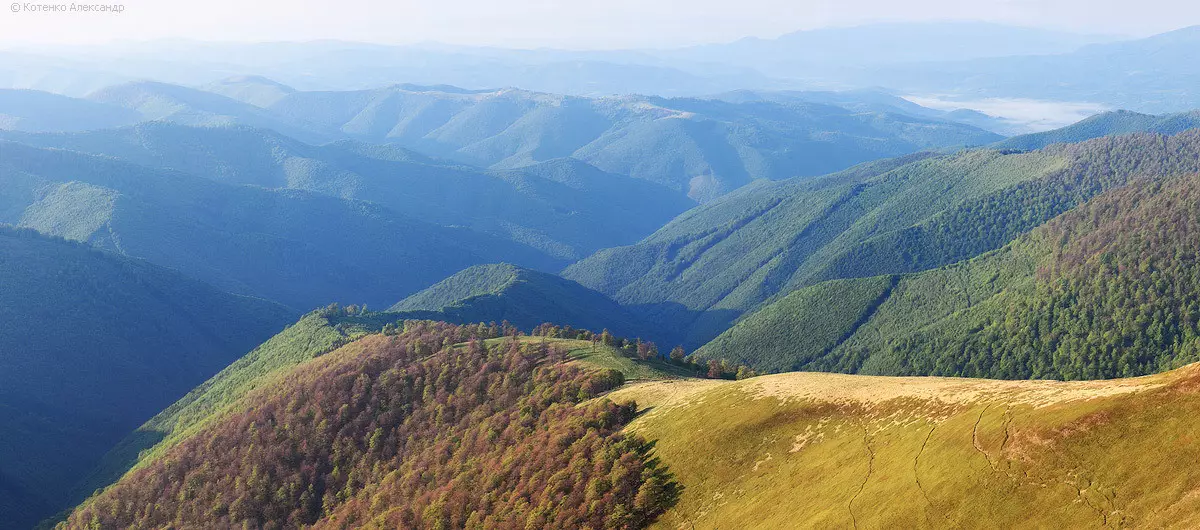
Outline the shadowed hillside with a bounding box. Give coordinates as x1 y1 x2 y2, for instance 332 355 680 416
0 226 294 530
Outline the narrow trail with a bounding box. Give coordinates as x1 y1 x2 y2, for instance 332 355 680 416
914 425 937 524
848 422 875 530
971 404 996 470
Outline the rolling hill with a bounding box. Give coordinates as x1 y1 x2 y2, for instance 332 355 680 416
61 322 681 529
610 362 1200 528
0 140 562 310
0 123 692 260
565 131 1200 348
389 263 648 338
73 310 688 508
0 226 295 530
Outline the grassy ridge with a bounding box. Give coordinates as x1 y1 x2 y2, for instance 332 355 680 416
610 364 1200 528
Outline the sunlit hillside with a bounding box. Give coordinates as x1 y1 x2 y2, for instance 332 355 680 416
610 365 1200 528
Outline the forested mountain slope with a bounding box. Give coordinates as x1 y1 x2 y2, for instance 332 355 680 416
62 322 680 529
0 123 692 260
566 132 1200 347
611 362 1200 528
266 85 1000 200
390 263 648 339
995 109 1200 151
0 89 138 132
0 227 294 530
75 309 686 508
0 141 561 310
699 171 1200 380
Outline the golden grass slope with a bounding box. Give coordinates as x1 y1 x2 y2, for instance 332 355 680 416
609 365 1200 529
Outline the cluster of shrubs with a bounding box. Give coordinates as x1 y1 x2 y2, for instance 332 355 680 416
531 323 759 380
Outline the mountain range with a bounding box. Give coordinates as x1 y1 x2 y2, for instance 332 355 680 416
0 83 1002 203
10 22 1200 528
0 140 561 310
0 122 692 260
850 25 1200 113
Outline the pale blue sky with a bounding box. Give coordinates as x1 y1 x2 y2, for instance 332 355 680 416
0 0 1196 48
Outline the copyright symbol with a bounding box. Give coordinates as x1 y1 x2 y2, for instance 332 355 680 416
9 3 19 12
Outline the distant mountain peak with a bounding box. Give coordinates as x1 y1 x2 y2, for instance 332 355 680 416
209 75 295 92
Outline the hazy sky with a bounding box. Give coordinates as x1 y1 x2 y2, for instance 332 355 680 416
0 0 1197 49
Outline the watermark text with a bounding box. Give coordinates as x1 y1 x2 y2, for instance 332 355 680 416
10 3 126 13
